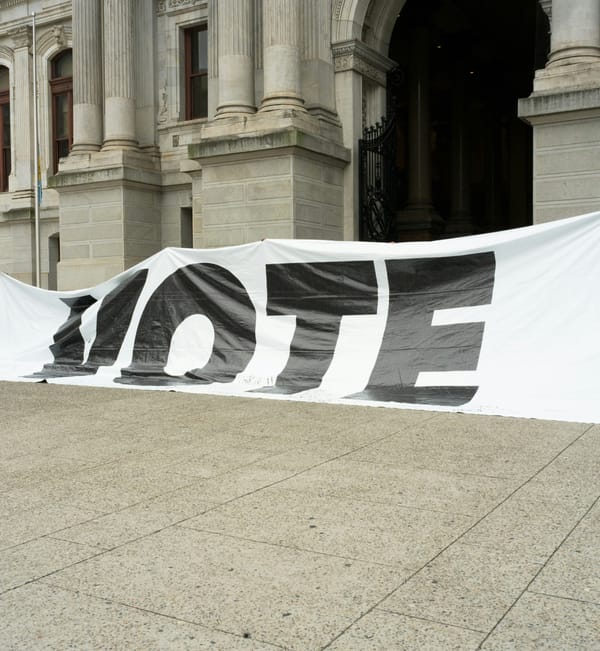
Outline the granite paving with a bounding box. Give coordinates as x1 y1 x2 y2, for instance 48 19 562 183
0 381 598 650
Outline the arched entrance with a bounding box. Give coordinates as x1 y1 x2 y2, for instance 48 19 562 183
357 0 549 240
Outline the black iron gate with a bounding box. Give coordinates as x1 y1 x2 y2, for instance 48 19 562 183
358 115 399 241
359 68 404 242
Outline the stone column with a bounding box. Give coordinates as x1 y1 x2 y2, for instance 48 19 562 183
72 0 102 152
216 0 255 116
301 0 336 118
260 0 304 111
548 0 600 66
395 26 442 240
401 27 439 229
103 0 137 149
134 0 156 150
447 63 472 235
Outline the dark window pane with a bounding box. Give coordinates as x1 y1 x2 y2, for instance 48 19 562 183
56 138 69 160
0 66 8 92
55 94 69 139
52 50 72 79
3 148 10 176
193 29 207 73
2 104 9 146
191 74 208 118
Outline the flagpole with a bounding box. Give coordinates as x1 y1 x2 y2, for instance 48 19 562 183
32 11 41 288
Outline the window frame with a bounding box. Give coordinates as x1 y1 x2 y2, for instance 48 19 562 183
49 50 73 174
184 24 208 121
0 66 10 193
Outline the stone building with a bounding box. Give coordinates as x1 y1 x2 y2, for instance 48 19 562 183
0 0 598 290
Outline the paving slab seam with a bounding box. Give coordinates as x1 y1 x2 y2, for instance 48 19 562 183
138 413 445 529
0 509 114 555
475 494 600 649
36 580 287 649
319 423 598 650
373 606 487 634
0 543 110 597
272 483 495 519
1 423 435 570
173 524 416 569
527 588 600 608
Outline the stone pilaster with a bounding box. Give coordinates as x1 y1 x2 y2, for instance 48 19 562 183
9 26 33 193
261 0 304 111
207 0 219 117
103 0 137 149
72 0 102 152
216 0 255 116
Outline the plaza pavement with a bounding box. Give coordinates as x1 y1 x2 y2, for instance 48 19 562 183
0 380 598 650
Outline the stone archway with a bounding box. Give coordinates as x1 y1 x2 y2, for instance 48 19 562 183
341 0 550 240
332 0 407 54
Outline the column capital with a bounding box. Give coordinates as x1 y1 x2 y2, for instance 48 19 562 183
9 25 31 50
332 39 395 87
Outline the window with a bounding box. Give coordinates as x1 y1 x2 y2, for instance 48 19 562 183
0 66 10 192
180 207 193 247
50 50 72 173
184 25 208 120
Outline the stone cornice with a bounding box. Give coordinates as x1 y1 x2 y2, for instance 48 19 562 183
0 0 27 7
8 25 30 49
156 0 207 16
331 39 395 86
539 0 552 23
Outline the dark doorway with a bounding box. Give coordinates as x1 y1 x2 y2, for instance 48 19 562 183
360 0 549 241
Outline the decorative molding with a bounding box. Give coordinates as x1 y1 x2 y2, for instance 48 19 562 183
36 25 72 56
0 0 27 7
333 0 345 20
156 0 207 15
51 24 66 48
8 25 31 49
0 45 14 65
332 39 395 86
539 0 552 23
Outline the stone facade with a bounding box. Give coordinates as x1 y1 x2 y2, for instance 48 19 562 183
0 0 598 289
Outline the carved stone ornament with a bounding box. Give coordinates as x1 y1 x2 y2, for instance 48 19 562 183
52 25 66 48
539 0 552 23
332 39 395 86
9 25 31 49
0 0 28 8
156 0 206 14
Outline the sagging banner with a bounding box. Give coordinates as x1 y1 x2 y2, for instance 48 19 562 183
1 212 600 423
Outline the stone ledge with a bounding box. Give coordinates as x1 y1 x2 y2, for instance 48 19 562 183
49 156 162 190
188 126 351 165
518 87 600 121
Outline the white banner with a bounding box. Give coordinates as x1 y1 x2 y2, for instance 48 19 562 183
2 212 600 423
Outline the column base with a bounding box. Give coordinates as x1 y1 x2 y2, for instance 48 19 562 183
101 139 140 151
216 103 257 117
533 60 600 93
260 93 306 112
50 149 162 290
444 212 473 237
519 87 600 224
395 204 444 241
188 115 350 247
71 144 102 154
